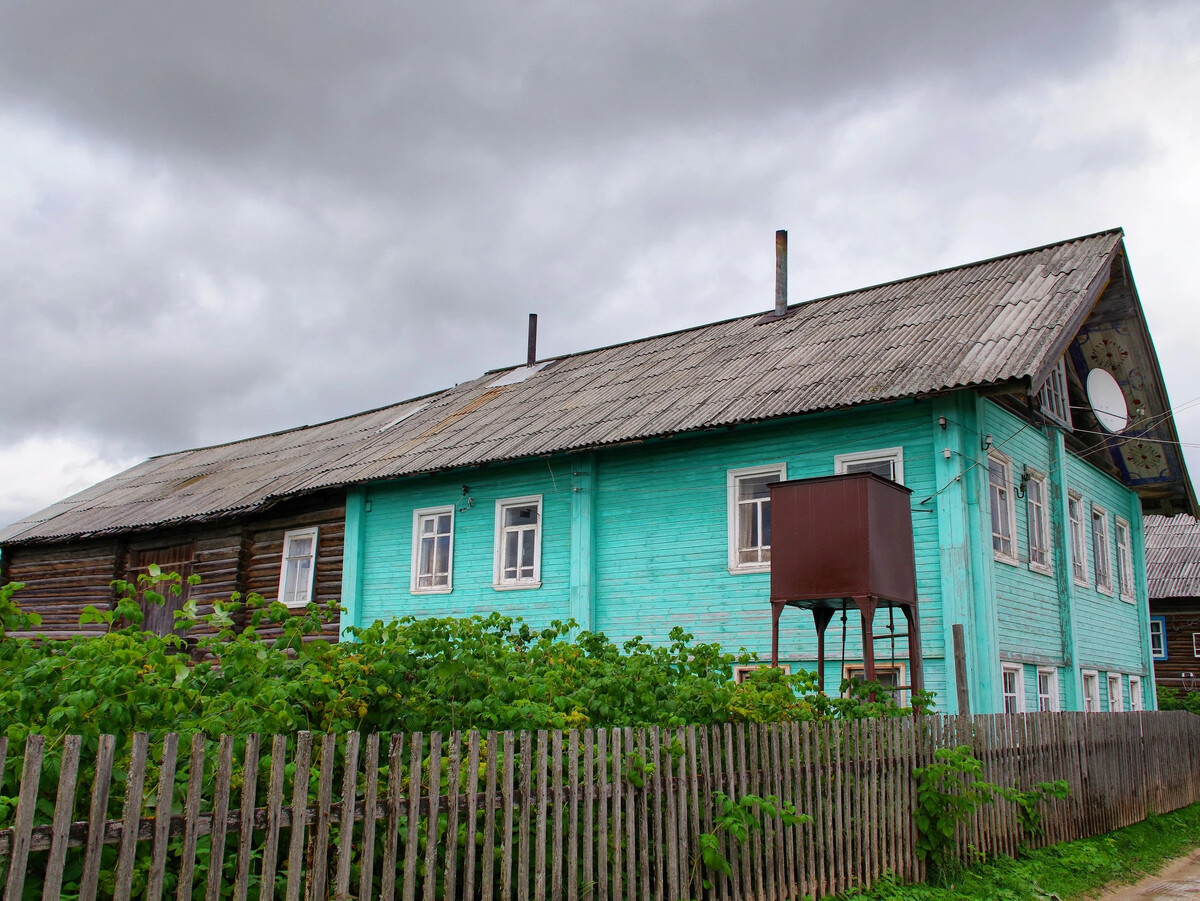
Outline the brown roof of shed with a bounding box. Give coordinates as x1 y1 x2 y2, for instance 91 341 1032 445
1144 515 1200 599
0 229 1130 544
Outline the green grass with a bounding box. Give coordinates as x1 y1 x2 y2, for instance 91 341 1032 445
837 801 1200 900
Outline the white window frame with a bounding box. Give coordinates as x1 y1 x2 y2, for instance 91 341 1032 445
1107 673 1124 712
1082 670 1100 713
988 452 1018 564
278 527 319 608
1129 676 1143 712
732 663 792 683
834 447 905 485
1193 633 1200 658
1026 471 1051 575
1001 663 1025 714
727 464 786 572
1068 492 1088 585
1038 358 1073 429
1115 517 1135 601
1036 667 1060 712
493 495 543 590
843 662 908 707
1150 617 1167 660
411 506 455 594
1092 505 1112 595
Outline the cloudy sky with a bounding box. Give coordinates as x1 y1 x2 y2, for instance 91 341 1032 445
2 1 1200 526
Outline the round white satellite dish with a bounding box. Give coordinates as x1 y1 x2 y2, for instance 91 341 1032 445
1086 368 1129 433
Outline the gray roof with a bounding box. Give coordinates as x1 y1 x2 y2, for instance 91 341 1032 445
1144 515 1200 598
1 229 1128 544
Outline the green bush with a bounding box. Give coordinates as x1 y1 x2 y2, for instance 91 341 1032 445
1157 685 1200 714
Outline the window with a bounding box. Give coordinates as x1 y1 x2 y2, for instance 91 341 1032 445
1092 506 1112 594
1026 472 1051 573
1038 358 1073 429
278 528 318 607
1082 671 1100 713
1107 673 1123 712
1129 676 1143 712
494 496 542 588
988 453 1017 562
1036 668 1060 712
834 447 905 484
1193 633 1200 658
1150 617 1167 660
1002 664 1025 714
732 663 791 683
1068 493 1088 584
411 507 453 593
1115 518 1134 600
843 662 907 706
727 465 786 571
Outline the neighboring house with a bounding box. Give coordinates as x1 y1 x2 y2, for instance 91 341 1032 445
1 228 1192 714
1144 514 1200 691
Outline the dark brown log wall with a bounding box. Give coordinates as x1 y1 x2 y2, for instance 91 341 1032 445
2 490 346 642
1152 598 1200 690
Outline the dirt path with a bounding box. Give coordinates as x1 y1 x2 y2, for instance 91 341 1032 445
1090 847 1200 899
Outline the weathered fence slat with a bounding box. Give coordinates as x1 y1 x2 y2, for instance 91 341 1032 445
283 731 312 901
3 732 44 900
232 734 261 901
205 734 235 901
42 734 82 901
79 734 116 901
335 731 360 900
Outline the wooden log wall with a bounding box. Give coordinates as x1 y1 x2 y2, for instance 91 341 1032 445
1 490 345 642
2 712 1200 900
1150 600 1200 689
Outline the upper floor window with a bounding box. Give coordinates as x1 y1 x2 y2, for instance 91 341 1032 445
1026 471 1051 573
1039 358 1073 429
494 496 542 589
988 453 1017 563
834 447 905 484
1115 517 1135 600
1068 493 1088 584
279 527 319 607
1150 616 1167 660
412 507 453 593
727 464 786 571
1092 505 1112 594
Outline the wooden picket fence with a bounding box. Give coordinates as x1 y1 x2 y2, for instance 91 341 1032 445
2 711 1200 900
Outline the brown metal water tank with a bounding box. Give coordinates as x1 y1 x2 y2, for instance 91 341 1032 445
768 472 917 606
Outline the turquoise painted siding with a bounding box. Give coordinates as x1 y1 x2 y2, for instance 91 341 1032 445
982 404 1064 665
358 460 574 631
590 402 944 699
346 390 1153 714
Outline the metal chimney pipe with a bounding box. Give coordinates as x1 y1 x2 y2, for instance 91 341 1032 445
774 230 788 317
527 313 538 367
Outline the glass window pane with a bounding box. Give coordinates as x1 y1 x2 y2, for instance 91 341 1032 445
520 531 535 569
739 501 759 550
846 459 894 479
505 505 537 527
737 474 774 501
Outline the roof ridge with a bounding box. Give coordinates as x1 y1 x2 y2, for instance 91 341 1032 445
147 387 452 461
501 228 1126 371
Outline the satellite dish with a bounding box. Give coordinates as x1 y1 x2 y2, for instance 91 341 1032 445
1086 368 1129 433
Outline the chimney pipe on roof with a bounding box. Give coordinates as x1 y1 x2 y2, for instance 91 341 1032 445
774 230 788 317
527 313 538 367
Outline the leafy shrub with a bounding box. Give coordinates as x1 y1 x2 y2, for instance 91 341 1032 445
1157 686 1200 715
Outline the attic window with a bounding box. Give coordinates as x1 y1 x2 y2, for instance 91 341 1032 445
1038 358 1072 429
487 361 549 388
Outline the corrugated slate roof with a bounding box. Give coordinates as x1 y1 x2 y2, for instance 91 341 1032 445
1144 515 1200 599
0 229 1125 544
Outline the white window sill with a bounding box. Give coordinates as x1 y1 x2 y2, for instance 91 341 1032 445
993 553 1019 567
411 586 452 595
1029 562 1053 577
1119 592 1136 604
280 600 312 610
728 565 770 575
493 580 542 591
1096 585 1114 598
1073 576 1089 587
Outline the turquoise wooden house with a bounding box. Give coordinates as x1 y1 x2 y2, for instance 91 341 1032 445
327 228 1194 714
2 229 1193 714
